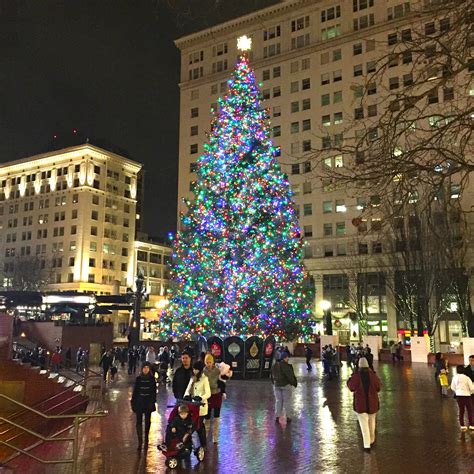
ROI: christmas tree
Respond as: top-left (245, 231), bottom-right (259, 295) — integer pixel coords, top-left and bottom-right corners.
top-left (165, 37), bottom-right (313, 339)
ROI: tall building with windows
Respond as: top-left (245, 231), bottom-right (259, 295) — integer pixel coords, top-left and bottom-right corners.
top-left (0, 143), bottom-right (142, 294)
top-left (175, 0), bottom-right (473, 346)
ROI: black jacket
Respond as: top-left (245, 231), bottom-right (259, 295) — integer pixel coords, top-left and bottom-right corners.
top-left (465, 365), bottom-right (474, 382)
top-left (271, 361), bottom-right (297, 388)
top-left (172, 366), bottom-right (193, 400)
top-left (167, 414), bottom-right (193, 441)
top-left (131, 374), bottom-right (157, 413)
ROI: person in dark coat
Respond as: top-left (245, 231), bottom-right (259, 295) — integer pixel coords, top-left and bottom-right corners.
top-left (128, 348), bottom-right (138, 375)
top-left (131, 362), bottom-right (157, 449)
top-left (304, 345), bottom-right (313, 371)
top-left (465, 354), bottom-right (474, 382)
top-left (172, 350), bottom-right (193, 400)
top-left (365, 348), bottom-right (374, 371)
top-left (99, 350), bottom-right (114, 381)
top-left (271, 352), bottom-right (297, 423)
top-left (347, 357), bottom-right (382, 453)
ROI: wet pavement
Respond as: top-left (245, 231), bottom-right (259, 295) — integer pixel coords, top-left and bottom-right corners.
top-left (8, 359), bottom-right (474, 474)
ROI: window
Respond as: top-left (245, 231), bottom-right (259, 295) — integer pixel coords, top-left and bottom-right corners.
top-left (353, 43), bottom-right (363, 55)
top-left (291, 122), bottom-right (299, 134)
top-left (291, 15), bottom-right (309, 32)
top-left (403, 73), bottom-right (413, 86)
top-left (358, 242), bottom-right (369, 255)
top-left (443, 87), bottom-right (454, 101)
top-left (388, 54), bottom-right (398, 68)
top-left (190, 144), bottom-right (198, 154)
top-left (291, 34), bottom-right (310, 50)
top-left (273, 66), bottom-right (281, 78)
top-left (273, 126), bottom-right (281, 137)
top-left (291, 101), bottom-right (300, 114)
top-left (366, 61), bottom-right (376, 73)
top-left (372, 242), bottom-right (382, 254)
top-left (321, 52), bottom-right (329, 65)
top-left (273, 86), bottom-right (281, 97)
top-left (334, 91), bottom-right (342, 103)
top-left (191, 107), bottom-right (199, 118)
top-left (91, 210), bottom-right (98, 220)
top-left (368, 104), bottom-right (377, 117)
top-left (321, 25), bottom-right (341, 41)
top-left (440, 18), bottom-right (450, 32)
top-left (302, 119), bottom-right (311, 131)
top-left (336, 222), bottom-right (345, 236)
top-left (336, 200), bottom-right (346, 212)
top-left (264, 43), bottom-right (281, 58)
top-left (191, 89), bottom-right (199, 100)
top-left (354, 14), bottom-right (375, 30)
top-left (401, 29), bottom-right (412, 41)
top-left (367, 83), bottom-right (377, 95)
top-left (334, 154), bottom-right (343, 167)
top-left (388, 33), bottom-right (398, 46)
top-left (322, 115), bottom-right (331, 127)
top-left (323, 201), bottom-right (332, 213)
top-left (303, 203), bottom-right (312, 216)
top-left (388, 2), bottom-right (410, 20)
top-left (333, 70), bottom-right (342, 82)
top-left (321, 93), bottom-right (330, 106)
top-left (354, 64), bottom-right (363, 77)
top-left (290, 81), bottom-right (299, 93)
top-left (302, 78), bottom-right (310, 90)
top-left (371, 218), bottom-right (382, 231)
top-left (353, 0), bottom-right (374, 11)
top-left (355, 107), bottom-right (364, 120)
top-left (189, 50), bottom-right (204, 64)
top-left (263, 25), bottom-right (281, 41)
top-left (321, 73), bottom-right (330, 85)
top-left (262, 69), bottom-right (270, 81)
top-left (425, 22), bottom-right (435, 35)
top-left (402, 51), bottom-right (412, 64)
top-left (425, 45), bottom-right (436, 58)
top-left (290, 61), bottom-right (299, 73)
top-left (332, 49), bottom-right (342, 61)
top-left (303, 225), bottom-right (313, 237)
top-left (190, 125), bottom-right (198, 136)
top-left (303, 161), bottom-right (311, 173)
top-left (262, 89), bottom-right (270, 100)
top-left (428, 89), bottom-right (439, 104)
top-left (302, 98), bottom-right (311, 110)
top-left (324, 245), bottom-right (334, 257)
top-left (91, 226), bottom-right (97, 236)
top-left (273, 106), bottom-right (281, 117)
top-left (210, 84), bottom-right (218, 95)
top-left (291, 164), bottom-right (300, 175)
top-left (212, 42), bottom-right (228, 57)
top-left (324, 223), bottom-right (333, 236)
top-left (321, 5), bottom-right (341, 22)
top-left (303, 182), bottom-right (312, 195)
top-left (389, 77), bottom-right (399, 90)
top-left (301, 58), bottom-right (310, 70)
top-left (188, 66), bottom-right (203, 80)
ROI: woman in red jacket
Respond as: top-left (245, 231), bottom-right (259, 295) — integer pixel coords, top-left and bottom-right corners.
top-left (347, 357), bottom-right (382, 453)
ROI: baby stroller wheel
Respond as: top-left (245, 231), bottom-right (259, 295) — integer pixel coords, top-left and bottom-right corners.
top-left (166, 457), bottom-right (178, 469)
top-left (195, 446), bottom-right (205, 462)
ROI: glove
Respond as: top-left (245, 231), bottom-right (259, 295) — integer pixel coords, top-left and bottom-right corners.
top-left (192, 396), bottom-right (202, 402)
top-left (183, 395), bottom-right (192, 401)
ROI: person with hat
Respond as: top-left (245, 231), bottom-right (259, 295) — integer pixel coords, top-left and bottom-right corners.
top-left (131, 362), bottom-right (157, 450)
top-left (184, 360), bottom-right (211, 447)
top-left (347, 357), bottom-right (382, 453)
top-left (172, 350), bottom-right (193, 400)
top-left (271, 351), bottom-right (297, 423)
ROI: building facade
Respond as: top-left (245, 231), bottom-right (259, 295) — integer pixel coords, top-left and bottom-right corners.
top-left (175, 0), bottom-right (473, 347)
top-left (0, 144), bottom-right (142, 295)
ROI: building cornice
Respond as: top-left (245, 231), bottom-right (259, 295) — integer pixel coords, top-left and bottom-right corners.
top-left (0, 144), bottom-right (142, 174)
top-left (174, 0), bottom-right (317, 50)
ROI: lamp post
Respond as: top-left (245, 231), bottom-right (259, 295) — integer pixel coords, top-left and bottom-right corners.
top-left (128, 274), bottom-right (146, 349)
top-left (321, 300), bottom-right (333, 336)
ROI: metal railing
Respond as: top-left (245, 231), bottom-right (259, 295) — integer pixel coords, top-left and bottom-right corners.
top-left (0, 393), bottom-right (107, 473)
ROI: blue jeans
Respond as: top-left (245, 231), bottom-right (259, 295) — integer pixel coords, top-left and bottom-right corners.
top-left (274, 386), bottom-right (294, 418)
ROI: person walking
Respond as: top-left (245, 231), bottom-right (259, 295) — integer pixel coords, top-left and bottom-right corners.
top-left (172, 350), bottom-right (193, 400)
top-left (51, 348), bottom-right (62, 373)
top-left (203, 354), bottom-right (227, 444)
top-left (271, 352), bottom-right (297, 423)
top-left (450, 365), bottom-right (474, 431)
top-left (465, 355), bottom-right (474, 382)
top-left (128, 347), bottom-right (138, 375)
top-left (131, 362), bottom-right (157, 449)
top-left (347, 357), bottom-right (382, 453)
top-left (390, 342), bottom-right (398, 363)
top-left (184, 360), bottom-right (211, 447)
top-left (304, 344), bottom-right (313, 371)
top-left (433, 352), bottom-right (447, 393)
top-left (99, 350), bottom-right (114, 382)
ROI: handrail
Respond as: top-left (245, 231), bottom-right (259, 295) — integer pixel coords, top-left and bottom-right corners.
top-left (0, 394), bottom-right (107, 473)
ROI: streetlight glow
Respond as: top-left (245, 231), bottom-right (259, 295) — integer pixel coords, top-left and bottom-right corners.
top-left (320, 300), bottom-right (332, 311)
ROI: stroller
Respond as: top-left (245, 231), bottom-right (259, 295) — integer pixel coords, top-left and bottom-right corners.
top-left (159, 400), bottom-right (205, 469)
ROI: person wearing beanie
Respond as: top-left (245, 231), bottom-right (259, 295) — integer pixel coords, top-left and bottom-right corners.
top-left (271, 351), bottom-right (297, 423)
top-left (184, 360), bottom-right (211, 447)
top-left (203, 353), bottom-right (229, 444)
top-left (130, 362), bottom-right (157, 450)
top-left (347, 357), bottom-right (382, 453)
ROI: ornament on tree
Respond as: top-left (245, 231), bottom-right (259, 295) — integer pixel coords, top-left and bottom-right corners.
top-left (163, 37), bottom-right (313, 339)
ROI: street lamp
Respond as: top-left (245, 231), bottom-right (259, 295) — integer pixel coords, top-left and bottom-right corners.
top-left (320, 300), bottom-right (333, 336)
top-left (128, 274), bottom-right (146, 348)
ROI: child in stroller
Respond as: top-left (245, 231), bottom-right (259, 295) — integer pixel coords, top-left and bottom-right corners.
top-left (158, 401), bottom-right (205, 468)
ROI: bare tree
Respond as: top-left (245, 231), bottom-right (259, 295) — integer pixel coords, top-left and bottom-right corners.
top-left (312, 0), bottom-right (473, 208)
top-left (1, 256), bottom-right (51, 291)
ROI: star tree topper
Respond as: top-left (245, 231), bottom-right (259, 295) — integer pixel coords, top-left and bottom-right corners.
top-left (237, 35), bottom-right (252, 52)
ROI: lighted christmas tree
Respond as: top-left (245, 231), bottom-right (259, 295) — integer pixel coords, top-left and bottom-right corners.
top-left (165, 36), bottom-right (313, 339)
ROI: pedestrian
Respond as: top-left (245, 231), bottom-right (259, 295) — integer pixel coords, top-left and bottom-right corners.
top-left (396, 342), bottom-right (404, 361)
top-left (75, 347), bottom-right (83, 373)
top-left (439, 368), bottom-right (450, 397)
top-left (131, 362), bottom-right (157, 449)
top-left (128, 347), bottom-right (138, 375)
top-left (465, 355), bottom-right (474, 382)
top-left (346, 345), bottom-right (352, 368)
top-left (304, 344), bottom-right (313, 371)
top-left (271, 351), bottom-right (297, 423)
top-left (184, 360), bottom-right (211, 447)
top-left (347, 357), bottom-right (382, 453)
top-left (65, 347), bottom-right (72, 368)
top-left (99, 350), bottom-right (114, 382)
top-left (331, 346), bottom-right (341, 377)
top-left (51, 348), bottom-right (62, 373)
top-left (365, 348), bottom-right (374, 371)
top-left (172, 350), bottom-right (193, 400)
top-left (390, 342), bottom-right (398, 363)
top-left (433, 352), bottom-right (447, 392)
top-left (450, 365), bottom-right (474, 431)
top-left (203, 354), bottom-right (226, 444)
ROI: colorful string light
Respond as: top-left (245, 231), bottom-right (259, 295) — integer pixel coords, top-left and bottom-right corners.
top-left (162, 54), bottom-right (313, 340)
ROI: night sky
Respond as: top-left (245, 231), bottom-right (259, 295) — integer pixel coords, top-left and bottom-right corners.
top-left (0, 0), bottom-right (277, 240)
